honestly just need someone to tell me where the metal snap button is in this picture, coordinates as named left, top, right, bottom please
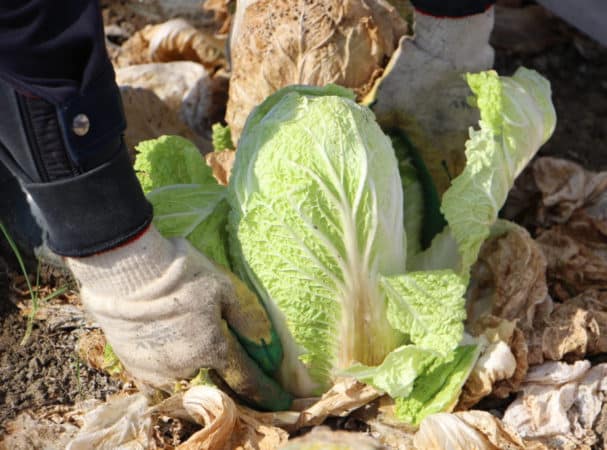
left=72, top=113, right=90, bottom=136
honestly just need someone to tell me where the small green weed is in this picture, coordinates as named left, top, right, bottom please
left=0, top=221, right=67, bottom=345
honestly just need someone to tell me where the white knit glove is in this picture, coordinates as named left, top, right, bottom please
left=67, top=225, right=291, bottom=410
left=373, top=7, right=495, bottom=194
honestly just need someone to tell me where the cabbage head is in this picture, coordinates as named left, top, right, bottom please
left=228, top=85, right=410, bottom=395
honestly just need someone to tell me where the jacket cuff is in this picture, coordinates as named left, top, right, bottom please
left=411, top=0, right=495, bottom=18
left=24, top=144, right=153, bottom=257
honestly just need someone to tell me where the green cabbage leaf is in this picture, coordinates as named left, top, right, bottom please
left=134, top=135, right=231, bottom=268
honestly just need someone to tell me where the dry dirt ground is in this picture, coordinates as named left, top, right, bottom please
left=1, top=0, right=606, bottom=438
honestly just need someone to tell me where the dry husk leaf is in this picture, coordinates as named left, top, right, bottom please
left=533, top=156, right=607, bottom=226
left=120, top=85, right=205, bottom=155
left=115, top=19, right=225, bottom=69
left=295, top=378, right=382, bottom=429
left=503, top=361, right=607, bottom=449
left=203, top=0, right=234, bottom=36
left=536, top=212, right=607, bottom=300
left=0, top=401, right=102, bottom=450
left=533, top=160, right=607, bottom=300
left=526, top=290, right=607, bottom=365
left=467, top=224, right=552, bottom=330
left=458, top=316, right=528, bottom=409
left=77, top=329, right=109, bottom=374
left=116, top=61, right=218, bottom=152
left=205, top=150, right=236, bottom=186
left=226, top=0, right=407, bottom=142
left=67, top=393, right=152, bottom=450
left=178, top=386, right=288, bottom=449
left=414, top=410, right=547, bottom=450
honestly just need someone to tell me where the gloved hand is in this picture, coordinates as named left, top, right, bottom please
left=372, top=5, right=495, bottom=195
left=66, top=225, right=292, bottom=411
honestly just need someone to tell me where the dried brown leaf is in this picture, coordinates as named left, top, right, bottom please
left=536, top=217, right=607, bottom=300
left=205, top=150, right=235, bottom=186
left=459, top=317, right=528, bottom=409
left=115, top=19, right=226, bottom=69
left=414, top=410, right=546, bottom=450
left=120, top=85, right=205, bottom=156
left=143, top=19, right=225, bottom=68
left=117, top=60, right=220, bottom=153
left=226, top=0, right=407, bottom=142
left=0, top=401, right=102, bottom=450
left=77, top=329, right=108, bottom=373
left=203, top=0, right=234, bottom=36
left=533, top=157, right=607, bottom=226
left=503, top=361, right=607, bottom=449
left=295, top=378, right=381, bottom=429
left=178, top=386, right=288, bottom=450
left=467, top=224, right=551, bottom=330
left=527, top=290, right=607, bottom=365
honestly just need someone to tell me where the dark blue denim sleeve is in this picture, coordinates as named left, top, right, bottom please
left=0, top=0, right=152, bottom=256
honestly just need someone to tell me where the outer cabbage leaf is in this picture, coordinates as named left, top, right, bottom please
left=135, top=135, right=212, bottom=191
left=381, top=271, right=467, bottom=355
left=342, top=270, right=468, bottom=399
left=134, top=135, right=231, bottom=267
left=440, top=68, right=556, bottom=275
left=395, top=344, right=481, bottom=425
left=342, top=345, right=438, bottom=398
left=228, top=85, right=407, bottom=396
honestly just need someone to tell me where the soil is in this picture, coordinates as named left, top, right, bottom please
left=0, top=268, right=123, bottom=433
left=0, top=0, right=606, bottom=442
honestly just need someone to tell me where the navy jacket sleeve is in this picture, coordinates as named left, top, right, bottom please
left=0, top=0, right=152, bottom=256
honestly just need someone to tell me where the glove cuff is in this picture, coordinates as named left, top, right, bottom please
left=413, top=6, right=495, bottom=69
left=66, top=224, right=177, bottom=297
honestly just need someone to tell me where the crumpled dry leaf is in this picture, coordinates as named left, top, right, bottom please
left=120, top=85, right=205, bottom=155
left=116, top=61, right=218, bottom=152
left=467, top=224, right=552, bottom=330
left=116, top=19, right=225, bottom=69
left=67, top=393, right=152, bottom=450
left=178, top=386, right=289, bottom=450
left=503, top=361, right=607, bottom=449
left=536, top=213, right=607, bottom=300
left=0, top=401, right=101, bottom=450
left=226, top=0, right=407, bottom=142
left=458, top=316, right=528, bottom=409
left=532, top=159, right=607, bottom=301
left=533, top=157, right=607, bottom=226
left=205, top=150, right=235, bottom=186
left=203, top=0, right=234, bottom=36
left=295, top=378, right=382, bottom=429
left=77, top=329, right=108, bottom=373
left=414, top=410, right=547, bottom=450
left=281, top=427, right=384, bottom=449
left=526, top=290, right=607, bottom=365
